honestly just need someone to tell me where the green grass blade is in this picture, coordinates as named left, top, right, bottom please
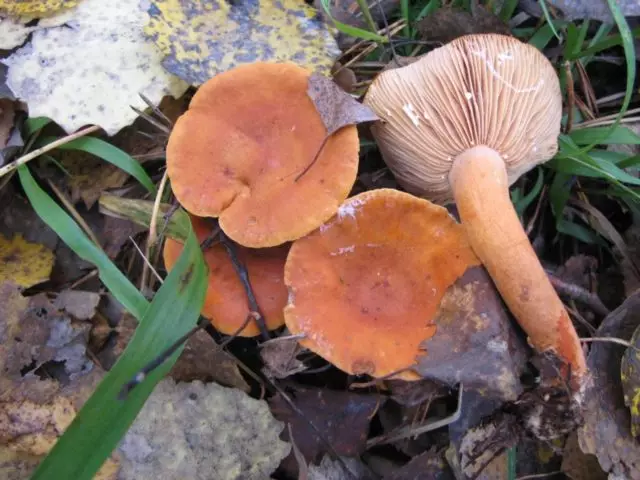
left=356, top=0, right=378, bottom=33
left=415, top=0, right=441, bottom=21
left=499, top=0, right=518, bottom=22
left=572, top=1, right=636, bottom=152
left=319, top=0, right=388, bottom=42
left=38, top=135, right=157, bottom=195
left=514, top=167, right=544, bottom=216
left=31, top=228, right=208, bottom=480
left=17, top=165, right=148, bottom=320
left=538, top=0, right=562, bottom=41
left=569, top=126, right=640, bottom=145
left=23, top=117, right=52, bottom=138
left=99, top=194, right=191, bottom=242
left=528, top=23, right=557, bottom=50
left=566, top=26, right=640, bottom=60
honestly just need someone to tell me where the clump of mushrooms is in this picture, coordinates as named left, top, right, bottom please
left=163, top=215, right=289, bottom=337
left=363, top=34, right=587, bottom=392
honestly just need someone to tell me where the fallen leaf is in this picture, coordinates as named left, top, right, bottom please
left=561, top=432, right=607, bottom=480
left=0, top=0, right=78, bottom=17
left=0, top=283, right=95, bottom=391
left=578, top=291, right=640, bottom=479
left=260, top=335, right=307, bottom=379
left=59, top=150, right=130, bottom=209
left=0, top=16, right=35, bottom=50
left=2, top=0, right=188, bottom=135
left=457, top=412, right=521, bottom=478
left=117, top=378, right=290, bottom=480
left=415, top=266, right=528, bottom=401
left=0, top=99, right=16, bottom=148
left=53, top=289, right=100, bottom=320
left=547, top=0, right=640, bottom=21
left=0, top=233, right=54, bottom=289
left=100, top=215, right=146, bottom=260
left=99, top=194, right=191, bottom=243
left=416, top=5, right=510, bottom=44
left=308, top=455, right=371, bottom=480
left=169, top=329, right=250, bottom=392
left=386, top=378, right=449, bottom=407
left=269, top=384, right=381, bottom=477
left=144, top=0, right=341, bottom=85
left=621, top=319, right=640, bottom=437
left=383, top=448, right=454, bottom=480
left=307, top=73, right=378, bottom=136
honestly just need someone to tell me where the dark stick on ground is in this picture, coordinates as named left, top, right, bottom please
left=294, top=135, right=329, bottom=182
left=547, top=272, right=610, bottom=317
left=219, top=230, right=271, bottom=341
left=118, top=317, right=209, bottom=400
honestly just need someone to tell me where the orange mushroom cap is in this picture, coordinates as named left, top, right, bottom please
left=163, top=216, right=289, bottom=337
left=166, top=62, right=360, bottom=248
left=284, top=188, right=481, bottom=380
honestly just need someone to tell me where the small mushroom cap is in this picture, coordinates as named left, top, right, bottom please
left=163, top=216, right=289, bottom=337
left=284, top=189, right=481, bottom=380
left=364, top=34, right=562, bottom=204
left=166, top=62, right=360, bottom=248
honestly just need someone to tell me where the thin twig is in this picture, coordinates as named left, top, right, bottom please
left=129, top=236, right=164, bottom=284
left=515, top=472, right=563, bottom=480
left=141, top=170, right=169, bottom=292
left=581, top=337, right=637, bottom=350
left=546, top=272, right=609, bottom=317
left=0, top=125, right=101, bottom=179
left=138, top=92, right=173, bottom=127
left=46, top=178, right=103, bottom=248
left=219, top=231, right=270, bottom=340
left=294, top=135, right=329, bottom=182
left=366, top=385, right=463, bottom=447
left=349, top=365, right=418, bottom=388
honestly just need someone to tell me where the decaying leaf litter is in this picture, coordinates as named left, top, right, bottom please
left=0, top=0, right=639, bottom=478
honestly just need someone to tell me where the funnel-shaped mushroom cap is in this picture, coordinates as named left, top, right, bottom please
left=284, top=189, right=481, bottom=380
left=167, top=62, right=360, bottom=248
left=163, top=216, right=289, bottom=337
left=364, top=34, right=562, bottom=203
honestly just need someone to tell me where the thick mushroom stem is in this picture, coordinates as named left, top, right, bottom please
left=449, top=146, right=587, bottom=388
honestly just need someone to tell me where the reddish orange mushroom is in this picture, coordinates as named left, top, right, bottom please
left=364, top=34, right=586, bottom=391
left=284, top=189, right=480, bottom=380
left=166, top=62, right=360, bottom=248
left=163, top=216, right=288, bottom=337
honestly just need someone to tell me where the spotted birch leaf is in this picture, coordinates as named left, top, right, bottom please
left=2, top=0, right=188, bottom=135
left=144, top=0, right=341, bottom=85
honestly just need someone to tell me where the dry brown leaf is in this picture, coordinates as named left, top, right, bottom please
left=169, top=329, right=249, bottom=392
left=54, top=289, right=100, bottom=320
left=415, top=266, right=528, bottom=401
left=307, top=74, right=378, bottom=136
left=383, top=448, right=454, bottom=480
left=416, top=5, right=510, bottom=44
left=0, top=282, right=95, bottom=392
left=561, top=432, right=607, bottom=480
left=578, top=291, right=640, bottom=479
left=269, top=384, right=381, bottom=478
left=260, top=335, right=307, bottom=380
left=621, top=317, right=640, bottom=437
left=59, top=150, right=130, bottom=209
left=0, top=99, right=16, bottom=149
left=0, top=233, right=54, bottom=289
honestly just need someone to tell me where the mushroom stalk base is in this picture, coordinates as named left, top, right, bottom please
left=449, top=146, right=587, bottom=388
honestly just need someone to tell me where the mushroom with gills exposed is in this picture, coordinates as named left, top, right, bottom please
left=284, top=188, right=481, bottom=380
left=163, top=215, right=289, bottom=338
left=363, top=34, right=587, bottom=393
left=165, top=62, right=360, bottom=249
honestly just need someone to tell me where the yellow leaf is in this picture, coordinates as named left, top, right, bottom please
left=145, top=0, right=340, bottom=85
left=0, top=0, right=78, bottom=17
left=0, top=234, right=54, bottom=288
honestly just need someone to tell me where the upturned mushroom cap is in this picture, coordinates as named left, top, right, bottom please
left=284, top=189, right=480, bottom=380
left=163, top=216, right=289, bottom=337
left=166, top=62, right=360, bottom=248
left=364, top=34, right=562, bottom=203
